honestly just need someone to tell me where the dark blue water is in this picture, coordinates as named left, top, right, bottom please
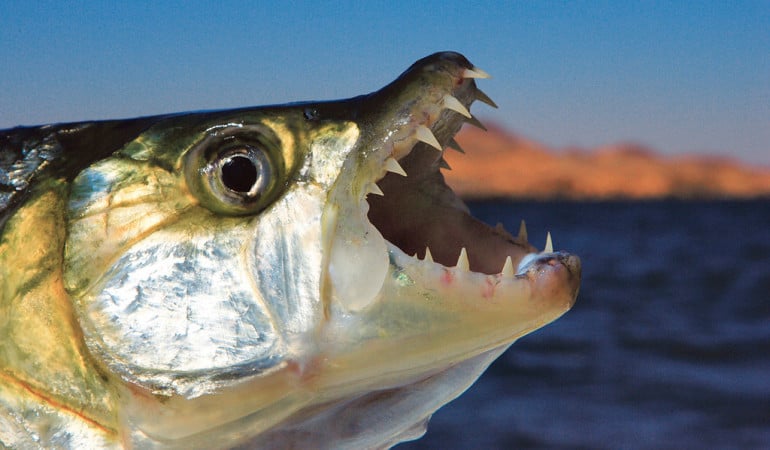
left=398, top=200, right=770, bottom=449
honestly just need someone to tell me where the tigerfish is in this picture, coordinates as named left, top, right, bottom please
left=0, top=52, right=581, bottom=449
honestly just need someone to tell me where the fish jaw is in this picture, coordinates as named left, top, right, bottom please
left=318, top=52, right=581, bottom=387
left=324, top=52, right=530, bottom=311
left=318, top=249, right=580, bottom=394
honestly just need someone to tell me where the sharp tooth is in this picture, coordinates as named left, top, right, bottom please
left=415, top=125, right=442, bottom=152
left=385, top=157, right=407, bottom=176
left=439, top=158, right=452, bottom=170
left=518, top=220, right=528, bottom=242
left=455, top=247, right=470, bottom=271
left=447, top=138, right=465, bottom=154
left=502, top=256, right=514, bottom=277
left=463, top=67, right=491, bottom=79
left=544, top=232, right=553, bottom=253
left=424, top=247, right=433, bottom=263
left=367, top=183, right=384, bottom=196
left=466, top=115, right=487, bottom=131
left=474, top=88, right=498, bottom=108
left=442, top=94, right=472, bottom=118
left=493, top=222, right=515, bottom=241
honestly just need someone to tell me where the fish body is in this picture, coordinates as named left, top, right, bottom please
left=0, top=52, right=580, bottom=448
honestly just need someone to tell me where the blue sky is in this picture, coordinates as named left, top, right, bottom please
left=2, top=1, right=768, bottom=164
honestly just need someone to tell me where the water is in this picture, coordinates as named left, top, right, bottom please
left=397, top=200, right=770, bottom=449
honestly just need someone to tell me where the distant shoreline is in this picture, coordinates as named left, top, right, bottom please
left=444, top=126, right=770, bottom=201
left=459, top=195, right=770, bottom=202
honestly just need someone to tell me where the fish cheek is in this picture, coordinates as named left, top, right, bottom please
left=73, top=221, right=283, bottom=383
left=61, top=158, right=278, bottom=391
left=61, top=162, right=324, bottom=394
left=63, top=158, right=191, bottom=296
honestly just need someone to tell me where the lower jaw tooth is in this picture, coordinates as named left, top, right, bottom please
left=544, top=232, right=553, bottom=253
left=502, top=256, right=514, bottom=277
left=518, top=220, right=528, bottom=242
left=455, top=247, right=470, bottom=271
left=424, top=247, right=434, bottom=263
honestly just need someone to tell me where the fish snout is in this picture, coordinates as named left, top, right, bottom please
left=518, top=251, right=582, bottom=310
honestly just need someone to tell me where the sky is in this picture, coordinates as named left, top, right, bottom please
left=2, top=1, right=769, bottom=164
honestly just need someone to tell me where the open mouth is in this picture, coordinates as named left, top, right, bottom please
left=365, top=123, right=539, bottom=277
left=364, top=55, right=540, bottom=276
left=325, top=52, right=579, bottom=314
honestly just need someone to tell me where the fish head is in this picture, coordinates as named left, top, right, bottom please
left=60, top=52, right=580, bottom=446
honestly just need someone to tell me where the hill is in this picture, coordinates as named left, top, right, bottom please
left=444, top=126, right=770, bottom=199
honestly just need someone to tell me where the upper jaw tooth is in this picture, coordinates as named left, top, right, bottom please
left=447, top=137, right=465, bottom=154
left=465, top=115, right=487, bottom=131
left=384, top=157, right=407, bottom=177
left=442, top=94, right=472, bottom=118
left=462, top=66, right=491, bottom=79
left=366, top=183, right=384, bottom=196
left=474, top=88, right=498, bottom=108
left=414, top=125, right=443, bottom=152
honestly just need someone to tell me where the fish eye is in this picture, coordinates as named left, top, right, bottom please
left=214, top=146, right=273, bottom=200
left=184, top=127, right=284, bottom=215
left=221, top=154, right=259, bottom=193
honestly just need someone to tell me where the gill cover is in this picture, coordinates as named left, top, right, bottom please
left=63, top=112, right=360, bottom=397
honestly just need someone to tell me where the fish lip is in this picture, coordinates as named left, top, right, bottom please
left=516, top=251, right=582, bottom=306
left=516, top=251, right=581, bottom=276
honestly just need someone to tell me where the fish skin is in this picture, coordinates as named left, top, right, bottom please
left=0, top=52, right=580, bottom=449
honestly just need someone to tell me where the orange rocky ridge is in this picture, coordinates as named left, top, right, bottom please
left=444, top=125, right=770, bottom=200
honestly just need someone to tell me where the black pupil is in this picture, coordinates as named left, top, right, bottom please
left=221, top=155, right=258, bottom=193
